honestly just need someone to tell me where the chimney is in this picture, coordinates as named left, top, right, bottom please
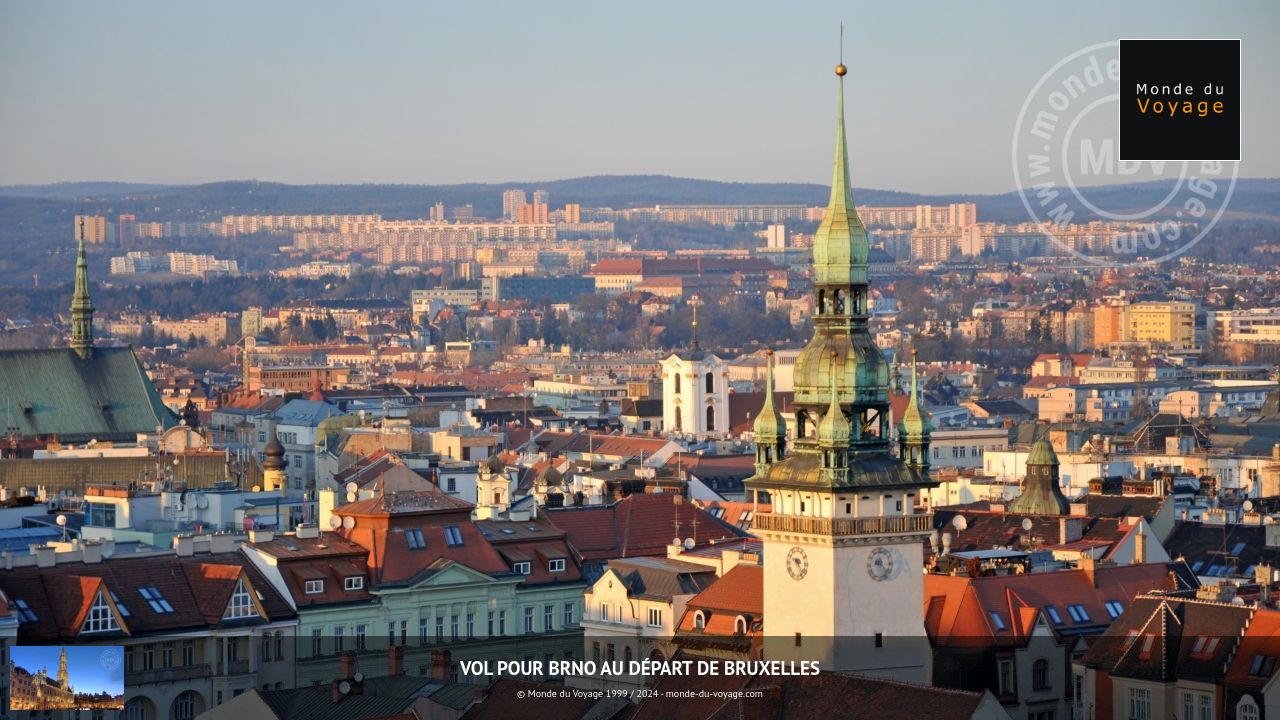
left=174, top=535, right=195, bottom=557
left=318, top=488, right=338, bottom=532
left=81, top=540, right=103, bottom=565
left=1196, top=581, right=1237, bottom=603
left=338, top=650, right=358, bottom=680
left=1258, top=564, right=1273, bottom=606
left=209, top=533, right=237, bottom=554
left=295, top=524, right=320, bottom=540
left=248, top=529, right=274, bottom=544
left=33, top=544, right=56, bottom=568
left=1080, top=554, right=1098, bottom=588
left=1059, top=517, right=1083, bottom=545
left=387, top=644, right=404, bottom=676
left=430, top=649, right=452, bottom=681
left=1133, top=528, right=1146, bottom=565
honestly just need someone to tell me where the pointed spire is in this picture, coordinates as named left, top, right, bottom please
left=812, top=56, right=869, bottom=288
left=70, top=218, right=95, bottom=359
left=753, top=348, right=786, bottom=442
left=899, top=348, right=931, bottom=439
left=818, top=352, right=850, bottom=447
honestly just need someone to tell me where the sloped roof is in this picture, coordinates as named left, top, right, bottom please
left=1226, top=608, right=1280, bottom=689
left=546, top=494, right=746, bottom=563
left=605, top=557, right=718, bottom=601
left=1164, top=521, right=1278, bottom=580
left=0, top=347, right=178, bottom=442
left=257, top=674, right=449, bottom=720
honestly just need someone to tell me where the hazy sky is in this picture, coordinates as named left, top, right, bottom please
left=2, top=1, right=1277, bottom=193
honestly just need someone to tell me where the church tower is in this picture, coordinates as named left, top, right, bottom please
left=661, top=300, right=729, bottom=437
left=746, top=58, right=936, bottom=684
left=57, top=646, right=69, bottom=690
left=262, top=431, right=288, bottom=493
left=70, top=219, right=96, bottom=360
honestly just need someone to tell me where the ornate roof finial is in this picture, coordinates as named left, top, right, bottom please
left=818, top=351, right=850, bottom=446
left=899, top=347, right=932, bottom=439
left=812, top=25, right=868, bottom=291
left=690, top=294, right=700, bottom=350
left=753, top=348, right=785, bottom=442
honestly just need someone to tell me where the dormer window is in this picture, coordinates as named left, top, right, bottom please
left=305, top=579, right=324, bottom=595
left=224, top=578, right=257, bottom=619
left=548, top=559, right=566, bottom=573
left=694, top=611, right=706, bottom=629
left=514, top=561, right=531, bottom=575
left=444, top=525, right=464, bottom=547
left=344, top=576, right=364, bottom=591
left=14, top=599, right=38, bottom=623
left=1104, top=601, right=1125, bottom=618
left=81, top=592, right=119, bottom=633
left=734, top=616, right=748, bottom=635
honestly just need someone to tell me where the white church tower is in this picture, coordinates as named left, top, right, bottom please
left=661, top=298, right=729, bottom=438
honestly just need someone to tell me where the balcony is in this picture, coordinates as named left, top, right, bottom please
left=751, top=512, right=934, bottom=537
left=126, top=663, right=211, bottom=685
left=216, top=659, right=252, bottom=675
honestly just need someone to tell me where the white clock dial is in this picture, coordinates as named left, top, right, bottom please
left=867, top=546, right=897, bottom=581
left=786, top=546, right=809, bottom=580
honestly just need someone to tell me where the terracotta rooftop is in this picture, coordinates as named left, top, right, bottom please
left=546, top=494, right=747, bottom=564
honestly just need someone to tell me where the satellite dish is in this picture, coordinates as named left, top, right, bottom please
left=345, top=491, right=357, bottom=503
left=1244, top=499, right=1255, bottom=512
left=328, top=516, right=342, bottom=529
left=353, top=671, right=364, bottom=683
left=197, top=496, right=209, bottom=509
left=683, top=538, right=695, bottom=550
left=1021, top=518, right=1033, bottom=532
left=56, top=514, right=67, bottom=527
left=346, top=482, right=358, bottom=494
left=338, top=680, right=351, bottom=695
left=342, top=516, right=355, bottom=530
left=672, top=537, right=681, bottom=546
left=252, top=485, right=261, bottom=493
left=952, top=515, right=968, bottom=532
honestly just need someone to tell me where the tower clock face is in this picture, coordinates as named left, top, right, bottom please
left=867, top=547, right=897, bottom=581
left=786, top=546, right=809, bottom=580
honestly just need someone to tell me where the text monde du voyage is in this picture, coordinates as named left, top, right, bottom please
left=458, top=659, right=822, bottom=678
left=1134, top=82, right=1227, bottom=118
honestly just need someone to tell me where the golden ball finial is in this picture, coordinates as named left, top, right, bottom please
left=835, top=64, right=847, bottom=77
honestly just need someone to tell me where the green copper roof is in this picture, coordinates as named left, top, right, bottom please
left=1027, top=436, right=1059, bottom=466
left=811, top=74, right=869, bottom=287
left=70, top=227, right=95, bottom=359
left=752, top=351, right=786, bottom=440
left=817, top=372, right=850, bottom=446
left=898, top=352, right=931, bottom=438
left=0, top=347, right=178, bottom=443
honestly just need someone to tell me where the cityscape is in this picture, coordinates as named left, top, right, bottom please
left=1, top=3, right=1279, bottom=720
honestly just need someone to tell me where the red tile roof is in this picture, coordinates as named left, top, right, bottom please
left=1226, top=608, right=1280, bottom=689
left=678, top=564, right=762, bottom=636
left=546, top=494, right=746, bottom=563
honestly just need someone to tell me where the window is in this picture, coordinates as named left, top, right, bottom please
left=989, top=612, right=1007, bottom=630
left=388, top=621, right=396, bottom=647
left=1032, top=659, right=1049, bottom=690
left=436, top=616, right=444, bottom=642
left=487, top=612, right=494, bottom=637
left=400, top=619, right=407, bottom=645
left=600, top=603, right=609, bottom=622
left=1182, top=691, right=1195, bottom=720
left=1190, top=636, right=1219, bottom=658
left=334, top=626, right=344, bottom=652
left=1199, top=694, right=1211, bottom=720
left=648, top=608, right=663, bottom=627
left=13, top=599, right=36, bottom=623
left=514, top=561, right=531, bottom=575
left=674, top=374, right=681, bottom=395
left=451, top=614, right=459, bottom=640
left=875, top=632, right=883, bottom=648
left=499, top=610, right=507, bottom=635
left=705, top=405, right=716, bottom=432
left=997, top=659, right=1014, bottom=695
left=311, top=629, right=323, bottom=656
left=182, top=641, right=194, bottom=666
left=1044, top=606, right=1063, bottom=625
left=734, top=616, right=748, bottom=634
left=548, top=559, right=566, bottom=573
left=406, top=528, right=426, bottom=550
left=607, top=643, right=615, bottom=662
left=705, top=371, right=714, bottom=393
left=261, top=634, right=272, bottom=662
left=524, top=606, right=535, bottom=633
left=109, top=591, right=130, bottom=618
left=1104, top=600, right=1125, bottom=618
left=86, top=502, right=116, bottom=528
left=81, top=592, right=119, bottom=633
left=143, top=644, right=154, bottom=670
left=446, top=477, right=457, bottom=492
left=694, top=611, right=706, bottom=629
left=1238, top=697, right=1260, bottom=720
left=356, top=624, right=367, bottom=651
left=344, top=576, right=364, bottom=591
left=544, top=604, right=554, bottom=631
left=305, top=579, right=324, bottom=594
left=223, top=579, right=256, bottom=620
left=1066, top=604, right=1090, bottom=623
left=162, top=642, right=174, bottom=668
left=564, top=602, right=574, bottom=627
left=1128, top=687, right=1151, bottom=720
left=139, top=586, right=175, bottom=613
left=444, top=525, right=464, bottom=546
left=593, top=642, right=601, bottom=662
left=466, top=613, right=474, bottom=639
left=1249, top=654, right=1277, bottom=677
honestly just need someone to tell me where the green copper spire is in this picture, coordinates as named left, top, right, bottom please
left=899, top=349, right=931, bottom=439
left=817, top=357, right=850, bottom=447
left=70, top=219, right=95, bottom=359
left=753, top=349, right=786, bottom=441
left=1010, top=429, right=1069, bottom=515
left=812, top=67, right=869, bottom=288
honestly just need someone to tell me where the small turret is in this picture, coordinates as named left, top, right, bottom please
left=753, top=349, right=787, bottom=474
left=1009, top=431, right=1070, bottom=515
left=70, top=219, right=96, bottom=360
left=262, top=431, right=288, bottom=492
left=898, top=348, right=932, bottom=471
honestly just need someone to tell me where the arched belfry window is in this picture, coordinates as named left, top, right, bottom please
left=705, top=405, right=716, bottom=433
left=673, top=373, right=681, bottom=394
left=705, top=371, right=714, bottom=393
